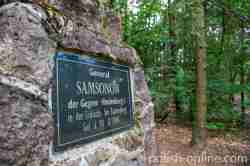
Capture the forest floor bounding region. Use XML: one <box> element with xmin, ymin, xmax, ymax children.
<box><xmin>150</xmin><ymin>121</ymin><xmax>250</xmax><ymax>166</ymax></box>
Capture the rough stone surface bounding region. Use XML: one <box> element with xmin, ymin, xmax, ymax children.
<box><xmin>0</xmin><ymin>2</ymin><xmax>56</xmax><ymax>89</ymax></box>
<box><xmin>133</xmin><ymin>67</ymin><xmax>157</xmax><ymax>166</ymax></box>
<box><xmin>0</xmin><ymin>84</ymin><xmax>53</xmax><ymax>166</ymax></box>
<box><xmin>44</xmin><ymin>0</ymin><xmax>139</xmax><ymax>65</ymax></box>
<box><xmin>49</xmin><ymin>135</ymin><xmax>144</xmax><ymax>166</ymax></box>
<box><xmin>0</xmin><ymin>1</ymin><xmax>155</xmax><ymax>166</ymax></box>
<box><xmin>0</xmin><ymin>2</ymin><xmax>55</xmax><ymax>166</ymax></box>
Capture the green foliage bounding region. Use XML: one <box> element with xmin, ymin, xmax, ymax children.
<box><xmin>113</xmin><ymin>0</ymin><xmax>250</xmax><ymax>127</ymax></box>
<box><xmin>206</xmin><ymin>122</ymin><xmax>225</xmax><ymax>130</ymax></box>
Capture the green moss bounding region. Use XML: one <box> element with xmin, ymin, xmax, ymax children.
<box><xmin>100</xmin><ymin>15</ymin><xmax>113</xmax><ymax>42</ymax></box>
<box><xmin>97</xmin><ymin>0</ymin><xmax>111</xmax><ymax>9</ymax></box>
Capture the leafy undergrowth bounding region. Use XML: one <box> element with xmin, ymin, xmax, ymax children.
<box><xmin>149</xmin><ymin>122</ymin><xmax>250</xmax><ymax>166</ymax></box>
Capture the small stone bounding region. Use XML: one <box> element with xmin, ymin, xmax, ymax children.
<box><xmin>79</xmin><ymin>158</ymin><xmax>89</xmax><ymax>166</ymax></box>
<box><xmin>85</xmin><ymin>153</ymin><xmax>98</xmax><ymax>166</ymax></box>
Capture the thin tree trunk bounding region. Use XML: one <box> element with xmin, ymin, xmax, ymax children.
<box><xmin>222</xmin><ymin>1</ymin><xmax>234</xmax><ymax>105</ymax></box>
<box><xmin>191</xmin><ymin>0</ymin><xmax>207</xmax><ymax>149</ymax></box>
<box><xmin>240</xmin><ymin>21</ymin><xmax>246</xmax><ymax>127</ymax></box>
<box><xmin>240</xmin><ymin>64</ymin><xmax>245</xmax><ymax>127</ymax></box>
<box><xmin>168</xmin><ymin>0</ymin><xmax>181</xmax><ymax>113</ymax></box>
<box><xmin>217</xmin><ymin>7</ymin><xmax>225</xmax><ymax>68</ymax></box>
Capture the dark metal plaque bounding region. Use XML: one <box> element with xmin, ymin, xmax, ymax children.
<box><xmin>52</xmin><ymin>52</ymin><xmax>133</xmax><ymax>152</ymax></box>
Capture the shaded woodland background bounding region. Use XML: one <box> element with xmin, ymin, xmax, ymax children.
<box><xmin>112</xmin><ymin>0</ymin><xmax>250</xmax><ymax>132</ymax></box>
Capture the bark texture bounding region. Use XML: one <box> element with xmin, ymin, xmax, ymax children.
<box><xmin>191</xmin><ymin>0</ymin><xmax>207</xmax><ymax>148</ymax></box>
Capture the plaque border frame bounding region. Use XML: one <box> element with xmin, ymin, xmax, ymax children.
<box><xmin>53</xmin><ymin>52</ymin><xmax>134</xmax><ymax>152</ymax></box>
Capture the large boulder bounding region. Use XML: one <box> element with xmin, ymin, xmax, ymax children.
<box><xmin>0</xmin><ymin>1</ymin><xmax>156</xmax><ymax>166</ymax></box>
<box><xmin>0</xmin><ymin>2</ymin><xmax>55</xmax><ymax>166</ymax></box>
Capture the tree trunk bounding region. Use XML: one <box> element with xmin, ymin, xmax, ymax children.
<box><xmin>191</xmin><ymin>0</ymin><xmax>207</xmax><ymax>149</ymax></box>
<box><xmin>240</xmin><ymin>64</ymin><xmax>245</xmax><ymax>127</ymax></box>
<box><xmin>240</xmin><ymin>21</ymin><xmax>246</xmax><ymax>127</ymax></box>
<box><xmin>168</xmin><ymin>0</ymin><xmax>181</xmax><ymax>113</ymax></box>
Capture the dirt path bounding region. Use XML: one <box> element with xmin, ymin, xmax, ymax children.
<box><xmin>149</xmin><ymin>123</ymin><xmax>250</xmax><ymax>166</ymax></box>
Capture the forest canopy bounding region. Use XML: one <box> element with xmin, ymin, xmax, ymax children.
<box><xmin>112</xmin><ymin>0</ymin><xmax>250</xmax><ymax>132</ymax></box>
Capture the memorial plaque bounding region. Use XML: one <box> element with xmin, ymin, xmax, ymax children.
<box><xmin>52</xmin><ymin>52</ymin><xmax>134</xmax><ymax>152</ymax></box>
